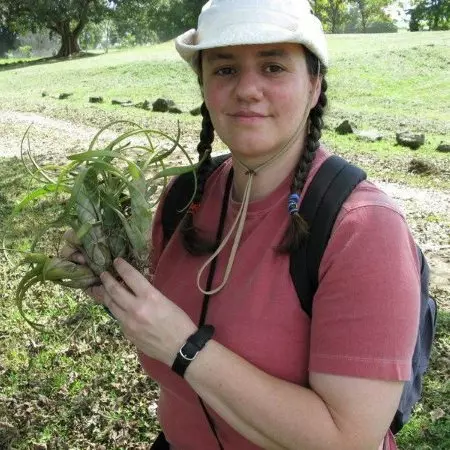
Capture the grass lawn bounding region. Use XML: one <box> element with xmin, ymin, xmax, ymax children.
<box><xmin>0</xmin><ymin>31</ymin><xmax>449</xmax><ymax>449</ymax></box>
<box><xmin>1</xmin><ymin>31</ymin><xmax>448</xmax><ymax>187</ymax></box>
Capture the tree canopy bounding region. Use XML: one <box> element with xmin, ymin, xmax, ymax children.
<box><xmin>312</xmin><ymin>0</ymin><xmax>393</xmax><ymax>33</ymax></box>
<box><xmin>1</xmin><ymin>0</ymin><xmax>448</xmax><ymax>59</ymax></box>
<box><xmin>409</xmin><ymin>0</ymin><xmax>449</xmax><ymax>30</ymax></box>
<box><xmin>0</xmin><ymin>0</ymin><xmax>114</xmax><ymax>56</ymax></box>
<box><xmin>113</xmin><ymin>0</ymin><xmax>204</xmax><ymax>43</ymax></box>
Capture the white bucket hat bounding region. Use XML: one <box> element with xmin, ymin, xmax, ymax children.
<box><xmin>175</xmin><ymin>0</ymin><xmax>329</xmax><ymax>74</ymax></box>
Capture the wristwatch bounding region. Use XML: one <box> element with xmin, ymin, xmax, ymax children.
<box><xmin>171</xmin><ymin>325</ymin><xmax>215</xmax><ymax>377</ymax></box>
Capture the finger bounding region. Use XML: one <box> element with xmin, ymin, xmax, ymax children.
<box><xmin>101</xmin><ymin>290</ymin><xmax>128</xmax><ymax>322</ymax></box>
<box><xmin>100</xmin><ymin>271</ymin><xmax>135</xmax><ymax>311</ymax></box>
<box><xmin>113</xmin><ymin>257</ymin><xmax>154</xmax><ymax>296</ymax></box>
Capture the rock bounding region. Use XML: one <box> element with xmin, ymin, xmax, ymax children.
<box><xmin>396</xmin><ymin>131</ymin><xmax>425</xmax><ymax>150</ymax></box>
<box><xmin>190</xmin><ymin>106</ymin><xmax>202</xmax><ymax>116</ymax></box>
<box><xmin>152</xmin><ymin>98</ymin><xmax>175</xmax><ymax>113</ymax></box>
<box><xmin>335</xmin><ymin>120</ymin><xmax>356</xmax><ymax>135</ymax></box>
<box><xmin>169</xmin><ymin>107</ymin><xmax>183</xmax><ymax>114</ymax></box>
<box><xmin>112</xmin><ymin>99</ymin><xmax>133</xmax><ymax>106</ymax></box>
<box><xmin>355</xmin><ymin>130</ymin><xmax>383</xmax><ymax>142</ymax></box>
<box><xmin>89</xmin><ymin>96</ymin><xmax>103</xmax><ymax>103</ymax></box>
<box><xmin>408</xmin><ymin>159</ymin><xmax>437</xmax><ymax>175</ymax></box>
<box><xmin>134</xmin><ymin>100</ymin><xmax>151</xmax><ymax>110</ymax></box>
<box><xmin>436</xmin><ymin>142</ymin><xmax>450</xmax><ymax>153</ymax></box>
<box><xmin>32</xmin><ymin>444</ymin><xmax>47</xmax><ymax>450</ymax></box>
<box><xmin>58</xmin><ymin>93</ymin><xmax>73</xmax><ymax>100</ymax></box>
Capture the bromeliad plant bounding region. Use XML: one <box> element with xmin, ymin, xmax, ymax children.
<box><xmin>10</xmin><ymin>121</ymin><xmax>198</xmax><ymax>329</ymax></box>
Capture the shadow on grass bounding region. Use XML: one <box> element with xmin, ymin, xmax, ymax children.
<box><xmin>0</xmin><ymin>52</ymin><xmax>101</xmax><ymax>72</ymax></box>
<box><xmin>0</xmin><ymin>158</ymin><xmax>29</xmax><ymax>217</ymax></box>
<box><xmin>0</xmin><ymin>157</ymin><xmax>65</xmax><ymax>246</ymax></box>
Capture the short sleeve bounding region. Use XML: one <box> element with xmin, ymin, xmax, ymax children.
<box><xmin>309</xmin><ymin>202</ymin><xmax>420</xmax><ymax>381</ymax></box>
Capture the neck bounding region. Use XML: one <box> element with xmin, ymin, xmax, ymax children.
<box><xmin>231</xmin><ymin>133</ymin><xmax>306</xmax><ymax>202</ymax></box>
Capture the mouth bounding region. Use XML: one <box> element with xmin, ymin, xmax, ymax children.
<box><xmin>228</xmin><ymin>111</ymin><xmax>268</xmax><ymax>125</ymax></box>
<box><xmin>230</xmin><ymin>111</ymin><xmax>267</xmax><ymax>118</ymax></box>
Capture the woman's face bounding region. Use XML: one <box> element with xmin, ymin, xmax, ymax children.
<box><xmin>201</xmin><ymin>43</ymin><xmax>320</xmax><ymax>164</ymax></box>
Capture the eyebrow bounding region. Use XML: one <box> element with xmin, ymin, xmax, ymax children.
<box><xmin>205</xmin><ymin>48</ymin><xmax>288</xmax><ymax>62</ymax></box>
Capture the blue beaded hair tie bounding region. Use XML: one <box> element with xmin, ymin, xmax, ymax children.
<box><xmin>288</xmin><ymin>193</ymin><xmax>300</xmax><ymax>215</ymax></box>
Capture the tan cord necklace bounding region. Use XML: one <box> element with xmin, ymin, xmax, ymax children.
<box><xmin>196</xmin><ymin>68</ymin><xmax>321</xmax><ymax>296</ymax></box>
<box><xmin>196</xmin><ymin>119</ymin><xmax>307</xmax><ymax>295</ymax></box>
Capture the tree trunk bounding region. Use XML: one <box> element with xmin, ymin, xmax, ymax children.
<box><xmin>356</xmin><ymin>0</ymin><xmax>367</xmax><ymax>32</ymax></box>
<box><xmin>56</xmin><ymin>20</ymin><xmax>82</xmax><ymax>57</ymax></box>
<box><xmin>361</xmin><ymin>14</ymin><xmax>367</xmax><ymax>32</ymax></box>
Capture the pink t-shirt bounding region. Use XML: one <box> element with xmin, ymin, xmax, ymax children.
<box><xmin>141</xmin><ymin>148</ymin><xmax>420</xmax><ymax>450</ymax></box>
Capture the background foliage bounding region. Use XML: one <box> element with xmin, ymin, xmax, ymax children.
<box><xmin>0</xmin><ymin>0</ymin><xmax>448</xmax><ymax>58</ymax></box>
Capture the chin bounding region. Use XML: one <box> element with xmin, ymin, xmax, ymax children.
<box><xmin>229</xmin><ymin>145</ymin><xmax>275</xmax><ymax>161</ymax></box>
<box><xmin>226</xmin><ymin>137</ymin><xmax>276</xmax><ymax>158</ymax></box>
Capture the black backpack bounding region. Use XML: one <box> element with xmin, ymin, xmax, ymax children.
<box><xmin>161</xmin><ymin>153</ymin><xmax>437</xmax><ymax>434</ymax></box>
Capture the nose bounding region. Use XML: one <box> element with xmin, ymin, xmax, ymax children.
<box><xmin>233</xmin><ymin>69</ymin><xmax>264</xmax><ymax>103</ymax></box>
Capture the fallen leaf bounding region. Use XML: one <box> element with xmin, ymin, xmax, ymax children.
<box><xmin>430</xmin><ymin>407</ymin><xmax>446</xmax><ymax>422</ymax></box>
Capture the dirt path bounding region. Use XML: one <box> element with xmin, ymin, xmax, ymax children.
<box><xmin>1</xmin><ymin>110</ymin><xmax>449</xmax><ymax>297</ymax></box>
<box><xmin>0</xmin><ymin>110</ymin><xmax>118</xmax><ymax>159</ymax></box>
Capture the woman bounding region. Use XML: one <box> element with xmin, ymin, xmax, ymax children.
<box><xmin>88</xmin><ymin>1</ymin><xmax>421</xmax><ymax>448</ymax></box>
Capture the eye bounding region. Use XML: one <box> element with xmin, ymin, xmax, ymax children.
<box><xmin>214</xmin><ymin>67</ymin><xmax>236</xmax><ymax>76</ymax></box>
<box><xmin>264</xmin><ymin>64</ymin><xmax>285</xmax><ymax>74</ymax></box>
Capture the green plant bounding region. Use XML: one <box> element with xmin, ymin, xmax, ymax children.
<box><xmin>18</xmin><ymin>45</ymin><xmax>33</xmax><ymax>58</ymax></box>
<box><xmin>366</xmin><ymin>21</ymin><xmax>398</xmax><ymax>33</ymax></box>
<box><xmin>9</xmin><ymin>121</ymin><xmax>199</xmax><ymax>329</ymax></box>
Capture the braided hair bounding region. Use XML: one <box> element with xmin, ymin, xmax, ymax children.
<box><xmin>278</xmin><ymin>48</ymin><xmax>328</xmax><ymax>253</ymax></box>
<box><xmin>180</xmin><ymin>48</ymin><xmax>328</xmax><ymax>256</ymax></box>
<box><xmin>179</xmin><ymin>102</ymin><xmax>218</xmax><ymax>254</ymax></box>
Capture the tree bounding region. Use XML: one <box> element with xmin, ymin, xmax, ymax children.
<box><xmin>0</xmin><ymin>25</ymin><xmax>17</xmax><ymax>57</ymax></box>
<box><xmin>113</xmin><ymin>0</ymin><xmax>204</xmax><ymax>43</ymax></box>
<box><xmin>409</xmin><ymin>0</ymin><xmax>450</xmax><ymax>30</ymax></box>
<box><xmin>112</xmin><ymin>0</ymin><xmax>159</xmax><ymax>45</ymax></box>
<box><xmin>325</xmin><ymin>0</ymin><xmax>348</xmax><ymax>33</ymax></box>
<box><xmin>0</xmin><ymin>0</ymin><xmax>115</xmax><ymax>57</ymax></box>
<box><xmin>311</xmin><ymin>0</ymin><xmax>349</xmax><ymax>33</ymax></box>
<box><xmin>350</xmin><ymin>0</ymin><xmax>391</xmax><ymax>31</ymax></box>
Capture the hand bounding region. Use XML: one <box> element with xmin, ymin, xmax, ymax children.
<box><xmin>100</xmin><ymin>258</ymin><xmax>197</xmax><ymax>366</ymax></box>
<box><xmin>61</xmin><ymin>229</ymin><xmax>104</xmax><ymax>303</ymax></box>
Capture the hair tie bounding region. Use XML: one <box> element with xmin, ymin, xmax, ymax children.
<box><xmin>288</xmin><ymin>193</ymin><xmax>300</xmax><ymax>215</ymax></box>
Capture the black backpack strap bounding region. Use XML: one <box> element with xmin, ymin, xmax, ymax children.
<box><xmin>290</xmin><ymin>155</ymin><xmax>367</xmax><ymax>317</ymax></box>
<box><xmin>162</xmin><ymin>153</ymin><xmax>231</xmax><ymax>243</ymax></box>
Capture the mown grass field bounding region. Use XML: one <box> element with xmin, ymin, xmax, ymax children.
<box><xmin>0</xmin><ymin>31</ymin><xmax>449</xmax><ymax>449</ymax></box>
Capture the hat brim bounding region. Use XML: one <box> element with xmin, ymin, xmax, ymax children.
<box><xmin>175</xmin><ymin>22</ymin><xmax>328</xmax><ymax>73</ymax></box>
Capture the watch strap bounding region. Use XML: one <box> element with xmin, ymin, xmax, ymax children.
<box><xmin>172</xmin><ymin>325</ymin><xmax>215</xmax><ymax>377</ymax></box>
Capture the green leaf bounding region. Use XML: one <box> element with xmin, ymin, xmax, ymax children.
<box><xmin>13</xmin><ymin>183</ymin><xmax>71</xmax><ymax>215</ymax></box>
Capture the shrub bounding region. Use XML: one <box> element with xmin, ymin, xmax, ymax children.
<box><xmin>366</xmin><ymin>21</ymin><xmax>398</xmax><ymax>33</ymax></box>
<box><xmin>18</xmin><ymin>45</ymin><xmax>33</xmax><ymax>58</ymax></box>
<box><xmin>118</xmin><ymin>33</ymin><xmax>137</xmax><ymax>48</ymax></box>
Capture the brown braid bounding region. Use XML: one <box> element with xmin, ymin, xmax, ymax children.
<box><xmin>180</xmin><ymin>102</ymin><xmax>218</xmax><ymax>255</ymax></box>
<box><xmin>278</xmin><ymin>49</ymin><xmax>328</xmax><ymax>253</ymax></box>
